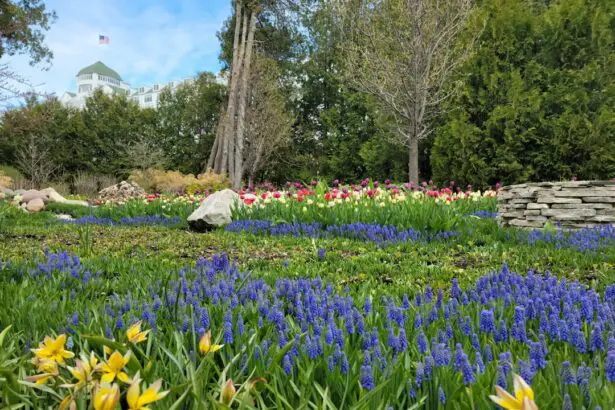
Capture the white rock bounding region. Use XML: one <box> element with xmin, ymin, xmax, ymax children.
<box><xmin>188</xmin><ymin>189</ymin><xmax>242</xmax><ymax>231</ymax></box>
<box><xmin>40</xmin><ymin>187</ymin><xmax>66</xmax><ymax>203</ymax></box>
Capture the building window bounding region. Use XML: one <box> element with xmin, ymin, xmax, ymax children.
<box><xmin>79</xmin><ymin>84</ymin><xmax>92</xmax><ymax>93</ymax></box>
<box><xmin>132</xmin><ymin>97</ymin><xmax>139</xmax><ymax>103</ymax></box>
<box><xmin>139</xmin><ymin>87</ymin><xmax>145</xmax><ymax>93</ymax></box>
<box><xmin>80</xmin><ymin>74</ymin><xmax>93</xmax><ymax>80</ymax></box>
<box><xmin>144</xmin><ymin>95</ymin><xmax>153</xmax><ymax>103</ymax></box>
<box><xmin>153</xmin><ymin>84</ymin><xmax>159</xmax><ymax>91</ymax></box>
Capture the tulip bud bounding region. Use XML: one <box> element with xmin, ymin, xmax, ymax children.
<box><xmin>221</xmin><ymin>379</ymin><xmax>236</xmax><ymax>405</ymax></box>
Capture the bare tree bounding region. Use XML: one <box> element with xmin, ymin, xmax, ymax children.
<box><xmin>15</xmin><ymin>133</ymin><xmax>58</xmax><ymax>188</ymax></box>
<box><xmin>207</xmin><ymin>0</ymin><xmax>259</xmax><ymax>189</ymax></box>
<box><xmin>0</xmin><ymin>64</ymin><xmax>40</xmax><ymax>106</ymax></box>
<box><xmin>119</xmin><ymin>135</ymin><xmax>168</xmax><ymax>171</ymax></box>
<box><xmin>337</xmin><ymin>0</ymin><xmax>477</xmax><ymax>183</ymax></box>
<box><xmin>206</xmin><ymin>0</ymin><xmax>306</xmax><ymax>189</ymax></box>
<box><xmin>244</xmin><ymin>55</ymin><xmax>294</xmax><ymax>188</ymax></box>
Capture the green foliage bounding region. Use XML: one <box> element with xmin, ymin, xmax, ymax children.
<box><xmin>0</xmin><ymin>0</ymin><xmax>56</xmax><ymax>65</ymax></box>
<box><xmin>431</xmin><ymin>0</ymin><xmax>615</xmax><ymax>187</ymax></box>
<box><xmin>0</xmin><ymin>200</ymin><xmax>614</xmax><ymax>408</ymax></box>
<box><xmin>156</xmin><ymin>72</ymin><xmax>226</xmax><ymax>174</ymax></box>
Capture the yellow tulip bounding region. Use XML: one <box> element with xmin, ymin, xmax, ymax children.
<box><xmin>489</xmin><ymin>374</ymin><xmax>538</xmax><ymax>410</ymax></box>
<box><xmin>127</xmin><ymin>377</ymin><xmax>169</xmax><ymax>410</ymax></box>
<box><xmin>25</xmin><ymin>359</ymin><xmax>59</xmax><ymax>384</ymax></box>
<box><xmin>59</xmin><ymin>395</ymin><xmax>76</xmax><ymax>410</ymax></box>
<box><xmin>221</xmin><ymin>379</ymin><xmax>236</xmax><ymax>405</ymax></box>
<box><xmin>31</xmin><ymin>334</ymin><xmax>75</xmax><ymax>365</ymax></box>
<box><xmin>100</xmin><ymin>350</ymin><xmax>131</xmax><ymax>383</ymax></box>
<box><xmin>199</xmin><ymin>331</ymin><xmax>223</xmax><ymax>355</ymax></box>
<box><xmin>63</xmin><ymin>352</ymin><xmax>98</xmax><ymax>389</ymax></box>
<box><xmin>93</xmin><ymin>383</ymin><xmax>120</xmax><ymax>410</ymax></box>
<box><xmin>126</xmin><ymin>321</ymin><xmax>150</xmax><ymax>344</ymax></box>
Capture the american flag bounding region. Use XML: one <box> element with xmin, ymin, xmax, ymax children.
<box><xmin>98</xmin><ymin>35</ymin><xmax>110</xmax><ymax>44</ymax></box>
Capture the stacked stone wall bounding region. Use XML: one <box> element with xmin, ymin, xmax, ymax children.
<box><xmin>497</xmin><ymin>181</ymin><xmax>615</xmax><ymax>228</ymax></box>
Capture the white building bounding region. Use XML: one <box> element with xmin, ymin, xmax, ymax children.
<box><xmin>60</xmin><ymin>61</ymin><xmax>193</xmax><ymax>109</ymax></box>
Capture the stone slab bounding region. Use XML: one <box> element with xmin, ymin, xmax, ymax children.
<box><xmin>537</xmin><ymin>196</ymin><xmax>582</xmax><ymax>204</ymax></box>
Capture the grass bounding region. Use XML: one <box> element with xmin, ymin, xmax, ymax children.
<box><xmin>0</xmin><ymin>199</ymin><xmax>613</xmax><ymax>409</ymax></box>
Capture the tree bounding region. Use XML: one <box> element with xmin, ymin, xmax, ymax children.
<box><xmin>15</xmin><ymin>133</ymin><xmax>58</xmax><ymax>187</ymax></box>
<box><xmin>157</xmin><ymin>73</ymin><xmax>226</xmax><ymax>174</ymax></box>
<box><xmin>208</xmin><ymin>0</ymin><xmax>309</xmax><ymax>188</ymax></box>
<box><xmin>243</xmin><ymin>56</ymin><xmax>294</xmax><ymax>187</ymax></box>
<box><xmin>208</xmin><ymin>0</ymin><xmax>258</xmax><ymax>188</ymax></box>
<box><xmin>431</xmin><ymin>0</ymin><xmax>615</xmax><ymax>187</ymax></box>
<box><xmin>0</xmin><ymin>0</ymin><xmax>56</xmax><ymax>102</ymax></box>
<box><xmin>80</xmin><ymin>89</ymin><xmax>147</xmax><ymax>176</ymax></box>
<box><xmin>337</xmin><ymin>0</ymin><xmax>476</xmax><ymax>183</ymax></box>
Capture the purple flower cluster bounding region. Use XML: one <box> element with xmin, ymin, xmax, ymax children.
<box><xmin>526</xmin><ymin>225</ymin><xmax>615</xmax><ymax>252</ymax></box>
<box><xmin>470</xmin><ymin>210</ymin><xmax>498</xmax><ymax>219</ymax></box>
<box><xmin>9</xmin><ymin>250</ymin><xmax>614</xmax><ymax>407</ymax></box>
<box><xmin>63</xmin><ymin>215</ymin><xmax>181</xmax><ymax>227</ymax></box>
<box><xmin>225</xmin><ymin>220</ymin><xmax>455</xmax><ymax>246</ymax></box>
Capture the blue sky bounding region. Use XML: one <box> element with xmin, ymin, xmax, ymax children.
<box><xmin>5</xmin><ymin>0</ymin><xmax>231</xmax><ymax>97</ymax></box>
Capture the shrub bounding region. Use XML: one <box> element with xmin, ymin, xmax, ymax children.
<box><xmin>186</xmin><ymin>170</ymin><xmax>231</xmax><ymax>194</ymax></box>
<box><xmin>96</xmin><ymin>175</ymin><xmax>117</xmax><ymax>191</ymax></box>
<box><xmin>10</xmin><ymin>176</ymin><xmax>35</xmax><ymax>190</ymax></box>
<box><xmin>72</xmin><ymin>172</ymin><xmax>100</xmax><ymax>197</ymax></box>
<box><xmin>0</xmin><ymin>171</ymin><xmax>12</xmax><ymax>188</ymax></box>
<box><xmin>129</xmin><ymin>169</ymin><xmax>230</xmax><ymax>194</ymax></box>
<box><xmin>0</xmin><ymin>165</ymin><xmax>23</xmax><ymax>181</ymax></box>
<box><xmin>71</xmin><ymin>172</ymin><xmax>118</xmax><ymax>197</ymax></box>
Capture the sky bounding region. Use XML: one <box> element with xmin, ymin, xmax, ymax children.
<box><xmin>4</xmin><ymin>0</ymin><xmax>231</xmax><ymax>98</ymax></box>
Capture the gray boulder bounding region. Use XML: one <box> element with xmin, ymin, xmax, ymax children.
<box><xmin>188</xmin><ymin>189</ymin><xmax>242</xmax><ymax>231</ymax></box>
<box><xmin>1</xmin><ymin>186</ymin><xmax>15</xmax><ymax>199</ymax></box>
<box><xmin>21</xmin><ymin>190</ymin><xmax>48</xmax><ymax>204</ymax></box>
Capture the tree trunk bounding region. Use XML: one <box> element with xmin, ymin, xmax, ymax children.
<box><xmin>408</xmin><ymin>136</ymin><xmax>419</xmax><ymax>184</ymax></box>
<box><xmin>207</xmin><ymin>106</ymin><xmax>225</xmax><ymax>171</ymax></box>
<box><xmin>233</xmin><ymin>11</ymin><xmax>257</xmax><ymax>189</ymax></box>
<box><xmin>224</xmin><ymin>7</ymin><xmax>249</xmax><ymax>179</ymax></box>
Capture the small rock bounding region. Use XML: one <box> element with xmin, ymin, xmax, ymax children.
<box><xmin>55</xmin><ymin>214</ymin><xmax>74</xmax><ymax>221</ymax></box>
<box><xmin>26</xmin><ymin>198</ymin><xmax>45</xmax><ymax>212</ymax></box>
<box><xmin>1</xmin><ymin>186</ymin><xmax>15</xmax><ymax>198</ymax></box>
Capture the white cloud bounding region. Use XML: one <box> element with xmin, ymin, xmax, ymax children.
<box><xmin>2</xmin><ymin>0</ymin><xmax>230</xmax><ymax>99</ymax></box>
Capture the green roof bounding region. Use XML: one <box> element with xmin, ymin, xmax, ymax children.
<box><xmin>77</xmin><ymin>61</ymin><xmax>122</xmax><ymax>81</ymax></box>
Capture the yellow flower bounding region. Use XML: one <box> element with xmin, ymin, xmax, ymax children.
<box><xmin>25</xmin><ymin>359</ymin><xmax>59</xmax><ymax>384</ymax></box>
<box><xmin>126</xmin><ymin>321</ymin><xmax>150</xmax><ymax>344</ymax></box>
<box><xmin>489</xmin><ymin>374</ymin><xmax>538</xmax><ymax>410</ymax></box>
<box><xmin>100</xmin><ymin>351</ymin><xmax>131</xmax><ymax>383</ymax></box>
<box><xmin>93</xmin><ymin>383</ymin><xmax>120</xmax><ymax>410</ymax></box>
<box><xmin>31</xmin><ymin>334</ymin><xmax>75</xmax><ymax>365</ymax></box>
<box><xmin>221</xmin><ymin>379</ymin><xmax>236</xmax><ymax>405</ymax></box>
<box><xmin>63</xmin><ymin>352</ymin><xmax>98</xmax><ymax>389</ymax></box>
<box><xmin>59</xmin><ymin>395</ymin><xmax>76</xmax><ymax>410</ymax></box>
<box><xmin>127</xmin><ymin>377</ymin><xmax>169</xmax><ymax>410</ymax></box>
<box><xmin>199</xmin><ymin>331</ymin><xmax>223</xmax><ymax>355</ymax></box>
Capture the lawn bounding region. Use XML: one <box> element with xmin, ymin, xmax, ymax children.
<box><xmin>0</xmin><ymin>185</ymin><xmax>613</xmax><ymax>409</ymax></box>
